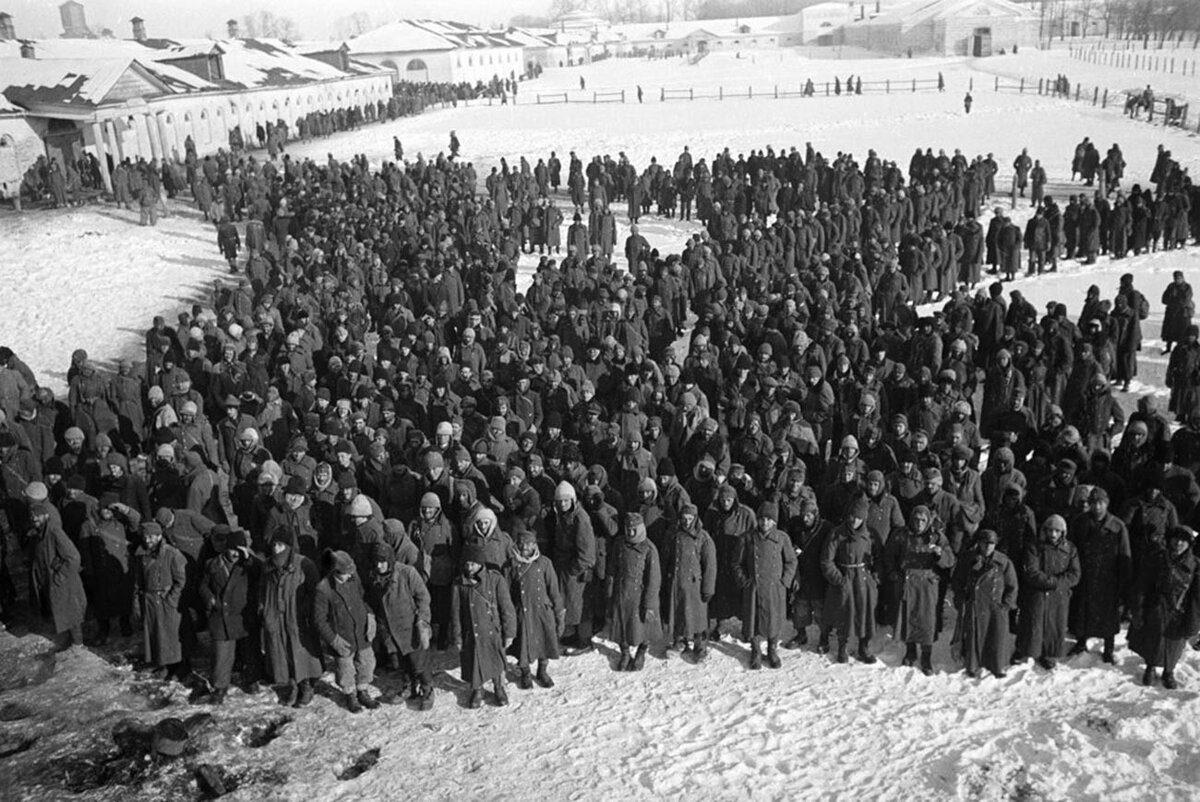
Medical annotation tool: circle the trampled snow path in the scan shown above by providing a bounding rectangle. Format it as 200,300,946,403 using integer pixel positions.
4,618,1200,801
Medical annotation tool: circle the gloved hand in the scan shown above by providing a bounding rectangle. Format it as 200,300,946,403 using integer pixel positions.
504,637,514,650
332,635,353,657
556,610,566,635
366,614,377,642
701,592,713,603
417,620,432,651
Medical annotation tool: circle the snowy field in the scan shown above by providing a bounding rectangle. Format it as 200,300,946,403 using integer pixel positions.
3,46,1200,801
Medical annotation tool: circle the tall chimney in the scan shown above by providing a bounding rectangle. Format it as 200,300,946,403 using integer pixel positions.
131,15,145,41
0,12,15,40
20,40,34,58
226,18,239,39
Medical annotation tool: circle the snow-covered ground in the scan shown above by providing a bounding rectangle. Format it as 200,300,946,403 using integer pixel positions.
4,46,1200,801
0,203,226,394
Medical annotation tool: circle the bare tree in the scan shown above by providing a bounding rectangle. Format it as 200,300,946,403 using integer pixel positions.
242,10,301,41
335,12,375,40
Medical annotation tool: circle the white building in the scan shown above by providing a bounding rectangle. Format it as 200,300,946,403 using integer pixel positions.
0,13,393,195
348,19,525,85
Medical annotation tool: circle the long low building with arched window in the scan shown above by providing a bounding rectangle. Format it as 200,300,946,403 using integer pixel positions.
347,19,529,86
0,12,393,197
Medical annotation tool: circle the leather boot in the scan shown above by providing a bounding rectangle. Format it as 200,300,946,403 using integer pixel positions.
835,640,849,664
766,640,782,669
1067,639,1088,657
616,647,631,672
469,688,484,709
631,644,647,671
345,691,363,713
1102,637,1115,664
295,679,314,707
858,641,878,665
1143,666,1157,686
817,629,831,654
749,640,763,670
518,667,533,690
535,659,554,688
357,690,380,710
902,643,918,667
493,679,509,706
691,639,709,663
919,645,934,676
281,681,299,707
784,629,807,649
417,682,435,712
1163,671,1179,690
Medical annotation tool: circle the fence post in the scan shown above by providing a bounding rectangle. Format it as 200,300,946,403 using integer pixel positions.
1102,89,1108,107
1075,83,1081,101
621,90,625,103
593,91,596,104
1019,78,1024,93
749,85,753,99
912,78,916,92
825,82,829,96
660,87,664,101
1093,87,1098,105
774,84,778,99
1038,78,1043,94
886,79,890,93
690,88,694,100
994,76,998,91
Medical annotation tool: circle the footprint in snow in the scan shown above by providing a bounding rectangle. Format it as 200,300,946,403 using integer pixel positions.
337,748,381,781
239,714,292,748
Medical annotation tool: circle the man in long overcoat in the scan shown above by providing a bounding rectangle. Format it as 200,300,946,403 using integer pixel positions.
734,502,798,670
1016,515,1080,669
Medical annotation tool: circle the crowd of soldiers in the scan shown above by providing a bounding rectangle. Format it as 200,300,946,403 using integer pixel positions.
3,128,1200,716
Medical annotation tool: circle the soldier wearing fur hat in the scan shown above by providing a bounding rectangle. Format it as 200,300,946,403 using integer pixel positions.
412,492,457,648
1129,527,1200,688
452,542,517,708
607,512,661,671
733,501,797,670
198,526,261,704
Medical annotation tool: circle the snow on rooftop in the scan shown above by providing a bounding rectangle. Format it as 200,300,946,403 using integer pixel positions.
0,57,151,109
349,19,524,55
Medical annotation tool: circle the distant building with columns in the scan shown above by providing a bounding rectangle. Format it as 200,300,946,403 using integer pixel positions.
0,10,392,196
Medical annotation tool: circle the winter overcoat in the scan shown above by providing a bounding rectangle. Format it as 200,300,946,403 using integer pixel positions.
452,569,517,687
821,522,879,640
1068,513,1131,638
552,504,596,626
705,499,757,620
134,541,186,665
509,551,562,663
884,527,956,645
199,553,259,641
79,514,137,620
1128,547,1200,665
259,550,324,683
734,526,798,641
29,519,87,634
660,519,717,639
607,536,661,646
367,562,431,656
1016,537,1080,659
953,550,1018,675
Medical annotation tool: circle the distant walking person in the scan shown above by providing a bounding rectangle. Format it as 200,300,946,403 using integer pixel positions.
964,92,973,114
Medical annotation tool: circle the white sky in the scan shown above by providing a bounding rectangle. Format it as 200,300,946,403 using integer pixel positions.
2,0,548,41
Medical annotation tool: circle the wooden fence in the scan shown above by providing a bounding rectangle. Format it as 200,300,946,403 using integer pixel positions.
993,75,1193,129
1069,45,1200,76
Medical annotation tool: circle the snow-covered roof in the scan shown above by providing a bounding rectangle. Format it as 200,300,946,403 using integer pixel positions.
211,38,355,88
499,27,559,48
290,40,350,55
349,19,524,55
0,57,170,110
607,16,796,43
847,0,1038,28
